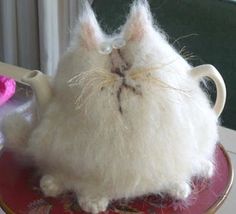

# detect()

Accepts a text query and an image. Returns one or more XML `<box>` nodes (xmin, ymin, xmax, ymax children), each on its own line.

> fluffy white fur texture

<box><xmin>2</xmin><ymin>1</ymin><xmax>218</xmax><ymax>213</ymax></box>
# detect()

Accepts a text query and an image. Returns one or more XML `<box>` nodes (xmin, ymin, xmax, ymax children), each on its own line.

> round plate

<box><xmin>0</xmin><ymin>144</ymin><xmax>234</xmax><ymax>214</ymax></box>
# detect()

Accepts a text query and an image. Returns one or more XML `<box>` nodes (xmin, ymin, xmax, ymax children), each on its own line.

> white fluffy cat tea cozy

<box><xmin>2</xmin><ymin>0</ymin><xmax>226</xmax><ymax>213</ymax></box>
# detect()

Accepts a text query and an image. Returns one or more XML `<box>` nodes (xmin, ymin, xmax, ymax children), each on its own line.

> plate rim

<box><xmin>0</xmin><ymin>143</ymin><xmax>234</xmax><ymax>214</ymax></box>
<box><xmin>205</xmin><ymin>143</ymin><xmax>234</xmax><ymax>214</ymax></box>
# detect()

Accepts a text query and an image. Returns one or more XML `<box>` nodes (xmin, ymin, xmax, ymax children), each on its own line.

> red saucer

<box><xmin>0</xmin><ymin>144</ymin><xmax>233</xmax><ymax>214</ymax></box>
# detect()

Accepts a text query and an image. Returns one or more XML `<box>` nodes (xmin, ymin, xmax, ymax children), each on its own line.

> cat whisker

<box><xmin>137</xmin><ymin>76</ymin><xmax>191</xmax><ymax>97</ymax></box>
<box><xmin>67</xmin><ymin>69</ymin><xmax>113</xmax><ymax>84</ymax></box>
<box><xmin>68</xmin><ymin>70</ymin><xmax>117</xmax><ymax>89</ymax></box>
<box><xmin>68</xmin><ymin>82</ymin><xmax>81</xmax><ymax>87</ymax></box>
<box><xmin>172</xmin><ymin>33</ymin><xmax>198</xmax><ymax>46</ymax></box>
<box><xmin>74</xmin><ymin>78</ymin><xmax>117</xmax><ymax>110</ymax></box>
<box><xmin>183</xmin><ymin>54</ymin><xmax>198</xmax><ymax>62</ymax></box>
<box><xmin>130</xmin><ymin>60</ymin><xmax>178</xmax><ymax>79</ymax></box>
<box><xmin>182</xmin><ymin>52</ymin><xmax>196</xmax><ymax>59</ymax></box>
<box><xmin>178</xmin><ymin>46</ymin><xmax>197</xmax><ymax>62</ymax></box>
<box><xmin>130</xmin><ymin>66</ymin><xmax>162</xmax><ymax>79</ymax></box>
<box><xmin>151</xmin><ymin>80</ymin><xmax>191</xmax><ymax>96</ymax></box>
<box><xmin>67</xmin><ymin>74</ymin><xmax>82</xmax><ymax>84</ymax></box>
<box><xmin>179</xmin><ymin>46</ymin><xmax>187</xmax><ymax>55</ymax></box>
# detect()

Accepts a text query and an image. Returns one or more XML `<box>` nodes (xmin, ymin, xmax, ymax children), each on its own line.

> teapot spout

<box><xmin>22</xmin><ymin>70</ymin><xmax>52</xmax><ymax>116</ymax></box>
<box><xmin>0</xmin><ymin>62</ymin><xmax>52</xmax><ymax>117</ymax></box>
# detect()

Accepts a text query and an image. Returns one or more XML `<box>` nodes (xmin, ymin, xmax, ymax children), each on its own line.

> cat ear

<box><xmin>122</xmin><ymin>0</ymin><xmax>154</xmax><ymax>42</ymax></box>
<box><xmin>75</xmin><ymin>0</ymin><xmax>103</xmax><ymax>50</ymax></box>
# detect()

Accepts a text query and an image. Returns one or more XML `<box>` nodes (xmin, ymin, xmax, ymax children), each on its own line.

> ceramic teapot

<box><xmin>0</xmin><ymin>61</ymin><xmax>226</xmax><ymax>117</ymax></box>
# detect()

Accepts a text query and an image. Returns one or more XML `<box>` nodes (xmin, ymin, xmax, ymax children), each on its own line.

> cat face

<box><xmin>66</xmin><ymin>0</ymin><xmax>190</xmax><ymax>112</ymax></box>
<box><xmin>72</xmin><ymin>1</ymin><xmax>168</xmax><ymax>70</ymax></box>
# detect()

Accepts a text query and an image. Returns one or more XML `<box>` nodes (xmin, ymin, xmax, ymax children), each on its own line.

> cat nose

<box><xmin>110</xmin><ymin>49</ymin><xmax>129</xmax><ymax>77</ymax></box>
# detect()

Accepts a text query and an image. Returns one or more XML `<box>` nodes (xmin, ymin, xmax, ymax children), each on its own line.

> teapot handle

<box><xmin>190</xmin><ymin>64</ymin><xmax>226</xmax><ymax>117</ymax></box>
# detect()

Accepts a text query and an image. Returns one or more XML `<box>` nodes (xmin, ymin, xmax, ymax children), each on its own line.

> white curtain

<box><xmin>0</xmin><ymin>0</ymin><xmax>93</xmax><ymax>75</ymax></box>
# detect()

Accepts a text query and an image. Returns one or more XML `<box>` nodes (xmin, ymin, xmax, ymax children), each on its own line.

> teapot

<box><xmin>0</xmin><ymin>61</ymin><xmax>226</xmax><ymax>117</ymax></box>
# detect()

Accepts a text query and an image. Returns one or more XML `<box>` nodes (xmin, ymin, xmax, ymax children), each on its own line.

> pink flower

<box><xmin>0</xmin><ymin>76</ymin><xmax>16</xmax><ymax>106</ymax></box>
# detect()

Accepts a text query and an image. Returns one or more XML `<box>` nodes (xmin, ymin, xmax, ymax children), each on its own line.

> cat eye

<box><xmin>99</xmin><ymin>38</ymin><xmax>126</xmax><ymax>55</ymax></box>
<box><xmin>99</xmin><ymin>42</ymin><xmax>113</xmax><ymax>55</ymax></box>
<box><xmin>112</xmin><ymin>38</ymin><xmax>126</xmax><ymax>49</ymax></box>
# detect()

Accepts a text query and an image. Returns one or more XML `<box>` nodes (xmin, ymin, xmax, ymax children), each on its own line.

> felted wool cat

<box><xmin>2</xmin><ymin>1</ymin><xmax>220</xmax><ymax>213</ymax></box>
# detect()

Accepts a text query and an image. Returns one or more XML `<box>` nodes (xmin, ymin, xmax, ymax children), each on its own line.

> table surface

<box><xmin>0</xmin><ymin>93</ymin><xmax>235</xmax><ymax>214</ymax></box>
<box><xmin>217</xmin><ymin>127</ymin><xmax>236</xmax><ymax>214</ymax></box>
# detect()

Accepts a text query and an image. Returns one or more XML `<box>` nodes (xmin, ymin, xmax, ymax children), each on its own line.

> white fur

<box><xmin>2</xmin><ymin>1</ymin><xmax>218</xmax><ymax>213</ymax></box>
<box><xmin>2</xmin><ymin>113</ymin><xmax>31</xmax><ymax>153</ymax></box>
